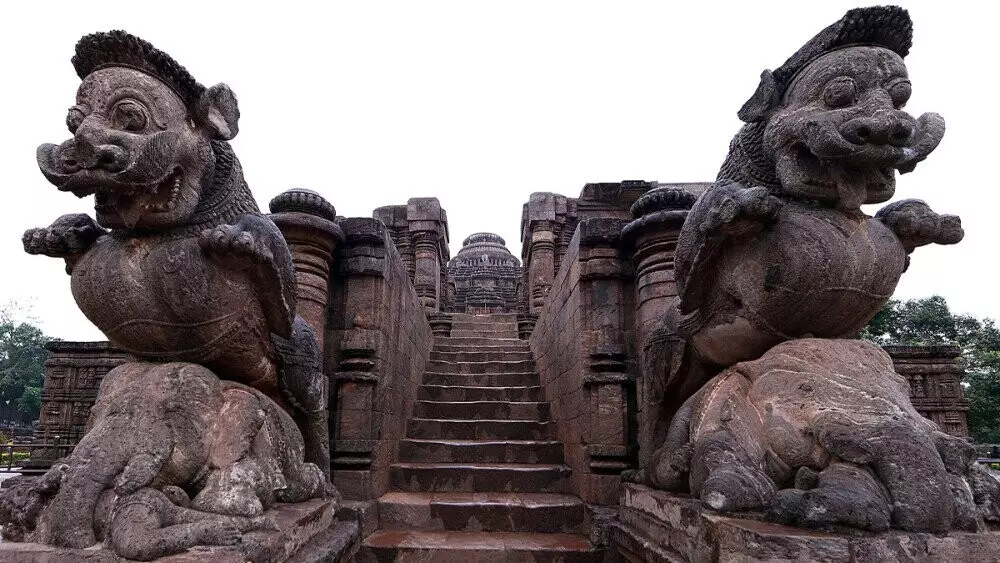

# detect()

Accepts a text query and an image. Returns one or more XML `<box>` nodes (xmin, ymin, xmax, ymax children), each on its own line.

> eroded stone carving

<box><xmin>7</xmin><ymin>30</ymin><xmax>335</xmax><ymax>558</ymax></box>
<box><xmin>636</xmin><ymin>6</ymin><xmax>991</xmax><ymax>533</ymax></box>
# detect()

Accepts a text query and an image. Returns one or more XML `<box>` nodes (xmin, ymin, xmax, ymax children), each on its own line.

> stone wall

<box><xmin>326</xmin><ymin>217</ymin><xmax>434</xmax><ymax>500</ymax></box>
<box><xmin>885</xmin><ymin>344</ymin><xmax>969</xmax><ymax>437</ymax></box>
<box><xmin>529</xmin><ymin>218</ymin><xmax>638</xmax><ymax>505</ymax></box>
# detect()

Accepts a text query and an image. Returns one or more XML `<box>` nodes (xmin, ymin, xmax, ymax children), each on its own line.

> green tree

<box><xmin>862</xmin><ymin>296</ymin><xmax>1000</xmax><ymax>443</ymax></box>
<box><xmin>0</xmin><ymin>303</ymin><xmax>55</xmax><ymax>422</ymax></box>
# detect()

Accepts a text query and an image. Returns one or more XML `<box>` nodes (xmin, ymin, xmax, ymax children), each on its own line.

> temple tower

<box><xmin>446</xmin><ymin>233</ymin><xmax>522</xmax><ymax>314</ymax></box>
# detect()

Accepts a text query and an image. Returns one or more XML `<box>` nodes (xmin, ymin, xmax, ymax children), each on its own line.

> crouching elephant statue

<box><xmin>0</xmin><ymin>361</ymin><xmax>331</xmax><ymax>558</ymax></box>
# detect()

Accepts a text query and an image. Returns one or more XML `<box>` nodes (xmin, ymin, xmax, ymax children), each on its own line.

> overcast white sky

<box><xmin>1</xmin><ymin>0</ymin><xmax>994</xmax><ymax>340</ymax></box>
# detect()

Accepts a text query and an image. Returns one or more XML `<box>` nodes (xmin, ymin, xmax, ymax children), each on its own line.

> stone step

<box><xmin>430</xmin><ymin>349</ymin><xmax>534</xmax><ymax>363</ymax></box>
<box><xmin>408</xmin><ymin>418</ymin><xmax>554</xmax><ymax>440</ymax></box>
<box><xmin>423</xmin><ymin>372</ymin><xmax>540</xmax><ymax>387</ymax></box>
<box><xmin>449</xmin><ymin>322</ymin><xmax>519</xmax><ymax>332</ymax></box>
<box><xmin>450</xmin><ymin>313</ymin><xmax>518</xmax><ymax>324</ymax></box>
<box><xmin>434</xmin><ymin>337</ymin><xmax>529</xmax><ymax>348</ymax></box>
<box><xmin>361</xmin><ymin>531</ymin><xmax>600</xmax><ymax>562</ymax></box>
<box><xmin>418</xmin><ymin>384</ymin><xmax>543</xmax><ymax>402</ymax></box>
<box><xmin>399</xmin><ymin>439</ymin><xmax>564</xmax><ymax>464</ymax></box>
<box><xmin>425</xmin><ymin>359</ymin><xmax>536</xmax><ymax>374</ymax></box>
<box><xmin>376</xmin><ymin>492</ymin><xmax>585</xmax><ymax>533</ymax></box>
<box><xmin>449</xmin><ymin>329</ymin><xmax>520</xmax><ymax>339</ymax></box>
<box><xmin>389</xmin><ymin>462</ymin><xmax>571</xmax><ymax>493</ymax></box>
<box><xmin>415</xmin><ymin>400</ymin><xmax>550</xmax><ymax>421</ymax></box>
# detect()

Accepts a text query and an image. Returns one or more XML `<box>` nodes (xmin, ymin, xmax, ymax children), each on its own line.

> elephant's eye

<box><xmin>823</xmin><ymin>77</ymin><xmax>857</xmax><ymax>109</ymax></box>
<box><xmin>66</xmin><ymin>106</ymin><xmax>86</xmax><ymax>133</ymax></box>
<box><xmin>111</xmin><ymin>99</ymin><xmax>149</xmax><ymax>132</ymax></box>
<box><xmin>887</xmin><ymin>79</ymin><xmax>912</xmax><ymax>109</ymax></box>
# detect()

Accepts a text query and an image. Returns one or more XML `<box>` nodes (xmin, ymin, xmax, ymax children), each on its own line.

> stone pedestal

<box><xmin>611</xmin><ymin>483</ymin><xmax>1000</xmax><ymax>563</ymax></box>
<box><xmin>0</xmin><ymin>500</ymin><xmax>360</xmax><ymax>563</ymax></box>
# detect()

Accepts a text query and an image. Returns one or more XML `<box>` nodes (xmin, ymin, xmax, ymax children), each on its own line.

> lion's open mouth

<box><xmin>94</xmin><ymin>168</ymin><xmax>183</xmax><ymax>217</ymax></box>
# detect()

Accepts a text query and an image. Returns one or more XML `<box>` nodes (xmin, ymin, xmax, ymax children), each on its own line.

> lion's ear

<box><xmin>737</xmin><ymin>70</ymin><xmax>779</xmax><ymax>123</ymax></box>
<box><xmin>196</xmin><ymin>83</ymin><xmax>240</xmax><ymax>140</ymax></box>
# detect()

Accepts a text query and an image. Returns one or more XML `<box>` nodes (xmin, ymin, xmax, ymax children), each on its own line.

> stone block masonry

<box><xmin>529</xmin><ymin>217</ymin><xmax>639</xmax><ymax>506</ymax></box>
<box><xmin>326</xmin><ymin>217</ymin><xmax>434</xmax><ymax>502</ymax></box>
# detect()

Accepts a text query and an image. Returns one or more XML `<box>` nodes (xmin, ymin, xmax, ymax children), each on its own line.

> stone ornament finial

<box><xmin>621</xmin><ymin>186</ymin><xmax>697</xmax><ymax>245</ymax></box>
<box><xmin>269</xmin><ymin>188</ymin><xmax>338</xmax><ymax>222</ymax></box>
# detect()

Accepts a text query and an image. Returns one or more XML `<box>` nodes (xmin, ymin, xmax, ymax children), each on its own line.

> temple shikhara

<box><xmin>1</xmin><ymin>5</ymin><xmax>995</xmax><ymax>562</ymax></box>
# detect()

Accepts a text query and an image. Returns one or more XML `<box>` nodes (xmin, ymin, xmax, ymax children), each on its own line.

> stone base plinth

<box><xmin>611</xmin><ymin>483</ymin><xmax>1000</xmax><ymax>563</ymax></box>
<box><xmin>0</xmin><ymin>499</ymin><xmax>359</xmax><ymax>562</ymax></box>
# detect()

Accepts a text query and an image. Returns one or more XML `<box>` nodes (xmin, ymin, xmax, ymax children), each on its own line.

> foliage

<box><xmin>0</xmin><ymin>302</ymin><xmax>56</xmax><ymax>421</ymax></box>
<box><xmin>862</xmin><ymin>296</ymin><xmax>1000</xmax><ymax>443</ymax></box>
<box><xmin>0</xmin><ymin>451</ymin><xmax>31</xmax><ymax>465</ymax></box>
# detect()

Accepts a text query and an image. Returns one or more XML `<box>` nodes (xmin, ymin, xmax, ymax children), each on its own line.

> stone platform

<box><xmin>611</xmin><ymin>483</ymin><xmax>1000</xmax><ymax>563</ymax></box>
<box><xmin>0</xmin><ymin>499</ymin><xmax>359</xmax><ymax>562</ymax></box>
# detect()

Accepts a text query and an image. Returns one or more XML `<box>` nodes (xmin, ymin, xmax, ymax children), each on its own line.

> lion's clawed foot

<box><xmin>23</xmin><ymin>214</ymin><xmax>106</xmax><ymax>257</ymax></box>
<box><xmin>199</xmin><ymin>223</ymin><xmax>276</xmax><ymax>267</ymax></box>
<box><xmin>876</xmin><ymin>199</ymin><xmax>963</xmax><ymax>251</ymax></box>
<box><xmin>701</xmin><ymin>185</ymin><xmax>782</xmax><ymax>237</ymax></box>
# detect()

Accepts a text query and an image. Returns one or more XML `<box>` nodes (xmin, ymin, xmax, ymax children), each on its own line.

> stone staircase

<box><xmin>361</xmin><ymin>314</ymin><xmax>600</xmax><ymax>562</ymax></box>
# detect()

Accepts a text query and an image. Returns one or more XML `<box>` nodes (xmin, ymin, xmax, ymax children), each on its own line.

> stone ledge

<box><xmin>613</xmin><ymin>483</ymin><xmax>1000</xmax><ymax>563</ymax></box>
<box><xmin>0</xmin><ymin>499</ymin><xmax>359</xmax><ymax>563</ymax></box>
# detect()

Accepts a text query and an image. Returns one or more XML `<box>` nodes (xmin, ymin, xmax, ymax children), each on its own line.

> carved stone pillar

<box><xmin>411</xmin><ymin>231</ymin><xmax>441</xmax><ymax>310</ymax></box>
<box><xmin>522</xmin><ymin>193</ymin><xmax>568</xmax><ymax>313</ymax></box>
<box><xmin>428</xmin><ymin>313</ymin><xmax>453</xmax><ymax>338</ymax></box>
<box><xmin>621</xmin><ymin>186</ymin><xmax>696</xmax><ymax>469</ymax></box>
<box><xmin>621</xmin><ymin>187</ymin><xmax>697</xmax><ymax>352</ymax></box>
<box><xmin>578</xmin><ymin>218</ymin><xmax>636</xmax><ymax>495</ymax></box>
<box><xmin>529</xmin><ymin>220</ymin><xmax>556</xmax><ymax>311</ymax></box>
<box><xmin>373</xmin><ymin>205</ymin><xmax>414</xmax><ymax>281</ymax></box>
<box><xmin>407</xmin><ymin>198</ymin><xmax>448</xmax><ymax>312</ymax></box>
<box><xmin>268</xmin><ymin>188</ymin><xmax>344</xmax><ymax>348</ymax></box>
<box><xmin>328</xmin><ymin>218</ymin><xmax>386</xmax><ymax>495</ymax></box>
<box><xmin>517</xmin><ymin>313</ymin><xmax>538</xmax><ymax>340</ymax></box>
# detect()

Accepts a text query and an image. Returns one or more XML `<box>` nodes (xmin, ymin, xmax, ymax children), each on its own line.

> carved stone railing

<box><xmin>326</xmin><ymin>217</ymin><xmax>433</xmax><ymax>502</ymax></box>
<box><xmin>529</xmin><ymin>217</ymin><xmax>637</xmax><ymax>505</ymax></box>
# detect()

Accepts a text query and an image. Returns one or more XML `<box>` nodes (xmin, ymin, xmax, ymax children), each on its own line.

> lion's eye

<box><xmin>111</xmin><ymin>100</ymin><xmax>148</xmax><ymax>132</ymax></box>
<box><xmin>887</xmin><ymin>79</ymin><xmax>912</xmax><ymax>109</ymax></box>
<box><xmin>66</xmin><ymin>107</ymin><xmax>86</xmax><ymax>133</ymax></box>
<box><xmin>823</xmin><ymin>77</ymin><xmax>857</xmax><ymax>108</ymax></box>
